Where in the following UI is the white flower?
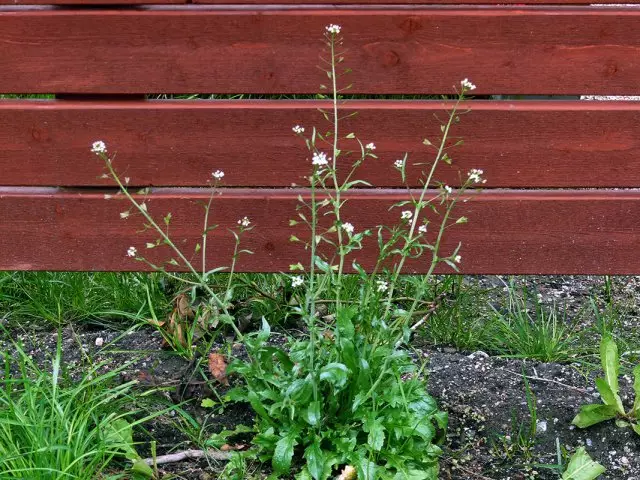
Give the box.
[365,143,376,151]
[291,275,304,288]
[124,177,130,185]
[212,170,225,180]
[238,216,251,228]
[312,151,329,167]
[120,211,130,219]
[418,224,427,234]
[341,222,354,234]
[401,210,413,220]
[127,246,137,257]
[91,140,107,155]
[95,337,104,347]
[394,159,404,169]
[326,24,341,35]
[444,185,453,195]
[292,125,305,134]
[454,255,462,263]
[376,280,389,293]
[460,78,476,91]
[468,168,486,184]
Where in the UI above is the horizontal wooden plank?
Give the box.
[3,99,640,188]
[0,1,184,4]
[2,188,640,274]
[2,8,640,94]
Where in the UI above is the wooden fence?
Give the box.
[1,1,640,274]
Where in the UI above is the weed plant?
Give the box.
[91,24,482,479]
[0,331,152,479]
[485,279,583,362]
[0,271,168,327]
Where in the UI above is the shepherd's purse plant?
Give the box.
[91,23,484,480]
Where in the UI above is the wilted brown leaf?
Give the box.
[176,294,194,318]
[208,352,229,385]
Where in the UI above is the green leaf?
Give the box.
[319,363,350,389]
[595,378,625,414]
[336,307,356,339]
[632,364,640,415]
[366,419,385,452]
[305,401,321,426]
[600,337,623,412]
[201,398,215,408]
[572,404,618,428]
[562,447,605,480]
[273,432,298,474]
[104,418,138,461]
[304,440,326,480]
[632,423,640,436]
[131,459,154,479]
[357,453,376,480]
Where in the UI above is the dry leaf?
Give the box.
[220,443,246,451]
[208,352,229,385]
[176,294,194,318]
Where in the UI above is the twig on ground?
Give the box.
[501,368,588,394]
[142,448,230,466]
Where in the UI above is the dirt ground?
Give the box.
[3,275,639,479]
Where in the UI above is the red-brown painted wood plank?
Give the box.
[2,188,640,274]
[193,0,640,3]
[0,1,169,3]
[3,99,640,188]
[1,8,640,94]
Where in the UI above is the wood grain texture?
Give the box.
[3,99,640,188]
[0,0,166,3]
[194,0,640,3]
[2,8,640,94]
[2,188,640,274]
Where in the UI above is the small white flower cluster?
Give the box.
[365,143,376,151]
[91,140,107,155]
[376,280,389,293]
[312,151,329,167]
[291,275,304,288]
[401,210,413,220]
[326,24,341,35]
[394,159,404,169]
[468,168,486,184]
[460,78,476,91]
[341,222,354,234]
[238,216,251,228]
[292,125,305,134]
[127,246,137,257]
[444,185,453,195]
[454,255,462,263]
[212,170,225,180]
[418,224,427,234]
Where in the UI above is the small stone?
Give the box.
[536,420,547,434]
[95,337,104,347]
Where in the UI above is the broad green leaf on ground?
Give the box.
[319,363,350,389]
[304,440,327,480]
[600,337,623,412]
[595,378,624,414]
[572,404,618,428]
[273,432,298,474]
[131,459,155,479]
[562,447,605,480]
[103,418,138,461]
